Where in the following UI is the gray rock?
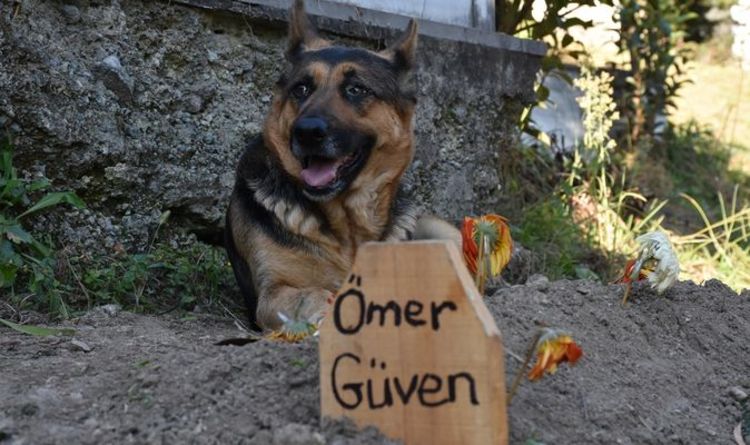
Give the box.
[184,94,204,114]
[70,339,93,353]
[526,273,550,286]
[60,5,81,23]
[729,386,748,402]
[272,423,325,445]
[97,304,122,317]
[93,55,134,105]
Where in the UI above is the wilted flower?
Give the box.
[616,258,654,305]
[618,231,679,305]
[462,214,513,294]
[528,328,583,381]
[615,259,651,284]
[265,312,318,343]
[634,231,680,294]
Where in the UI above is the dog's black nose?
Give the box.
[293,117,328,147]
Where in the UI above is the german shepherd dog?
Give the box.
[225,0,459,330]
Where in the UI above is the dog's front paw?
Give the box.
[296,288,335,325]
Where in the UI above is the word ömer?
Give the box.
[333,288,457,334]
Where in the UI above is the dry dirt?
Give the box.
[1,278,749,444]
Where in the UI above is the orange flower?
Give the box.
[615,259,651,284]
[461,214,513,293]
[265,329,314,343]
[528,329,583,381]
[265,312,318,343]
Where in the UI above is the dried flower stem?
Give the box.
[476,234,486,294]
[507,329,543,405]
[621,282,633,306]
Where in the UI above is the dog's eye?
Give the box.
[291,83,312,100]
[344,84,371,99]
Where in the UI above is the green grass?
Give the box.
[512,198,593,280]
[672,59,750,190]
[664,122,750,206]
[511,53,750,292]
[672,189,750,291]
[8,239,240,320]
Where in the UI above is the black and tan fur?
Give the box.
[225,0,459,330]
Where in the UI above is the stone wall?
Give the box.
[0,0,543,251]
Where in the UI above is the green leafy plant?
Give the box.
[496,0,615,138]
[497,0,612,47]
[0,138,84,315]
[569,63,620,192]
[75,239,236,315]
[616,0,698,145]
[513,198,592,280]
[515,62,666,280]
[664,121,749,203]
[568,64,666,269]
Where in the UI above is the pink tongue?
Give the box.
[300,158,342,188]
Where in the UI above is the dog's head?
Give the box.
[264,0,418,202]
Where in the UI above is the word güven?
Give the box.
[330,287,479,410]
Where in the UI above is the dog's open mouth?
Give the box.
[300,154,358,189]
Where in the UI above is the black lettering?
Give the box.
[448,372,479,405]
[366,301,402,326]
[366,376,393,409]
[404,301,426,327]
[418,373,451,407]
[393,375,419,404]
[430,301,458,330]
[334,289,365,334]
[331,353,363,409]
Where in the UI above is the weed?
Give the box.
[665,122,750,204]
[673,188,750,291]
[569,63,619,193]
[1,137,240,319]
[498,0,616,140]
[290,358,307,368]
[70,239,237,315]
[617,0,697,145]
[568,63,666,276]
[513,199,591,280]
[0,138,85,316]
[514,62,667,281]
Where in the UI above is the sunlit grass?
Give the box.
[673,188,750,292]
[672,59,750,183]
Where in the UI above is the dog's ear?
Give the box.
[380,19,418,73]
[287,0,330,60]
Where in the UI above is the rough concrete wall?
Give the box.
[0,0,541,251]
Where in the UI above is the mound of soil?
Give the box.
[1,279,748,444]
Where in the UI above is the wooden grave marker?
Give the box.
[319,240,508,445]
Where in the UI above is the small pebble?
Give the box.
[61,5,81,23]
[729,386,748,402]
[71,339,92,353]
[185,94,203,114]
[100,304,122,317]
[526,273,549,286]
